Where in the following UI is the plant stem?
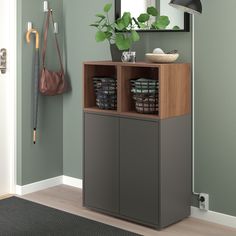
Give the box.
[106,12,110,27]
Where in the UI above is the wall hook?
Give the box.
[27,22,33,31]
[44,1,49,12]
[54,22,58,34]
[43,2,59,34]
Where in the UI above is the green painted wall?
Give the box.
[62,0,110,179]
[17,0,63,185]
[194,0,236,217]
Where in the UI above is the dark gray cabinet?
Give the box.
[84,113,119,214]
[83,112,191,229]
[120,118,158,225]
[83,61,191,229]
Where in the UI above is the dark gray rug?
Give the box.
[0,197,142,236]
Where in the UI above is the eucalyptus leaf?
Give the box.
[151,23,158,29]
[95,31,107,42]
[115,33,131,50]
[131,30,140,42]
[105,31,113,39]
[96,14,106,19]
[101,23,107,29]
[114,23,119,30]
[106,25,113,31]
[137,13,150,23]
[173,25,180,30]
[122,12,131,27]
[90,23,99,27]
[95,18,105,24]
[138,22,148,29]
[153,16,170,29]
[115,18,125,31]
[147,6,158,16]
[104,3,112,13]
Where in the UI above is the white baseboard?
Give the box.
[63,175,83,189]
[191,206,236,229]
[16,175,83,196]
[16,176,63,196]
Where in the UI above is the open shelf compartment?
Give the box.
[83,61,191,120]
[84,64,118,112]
[120,66,159,118]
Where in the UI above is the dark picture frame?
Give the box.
[115,0,190,32]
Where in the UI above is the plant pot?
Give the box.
[110,44,123,62]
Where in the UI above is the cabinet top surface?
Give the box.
[84,61,190,67]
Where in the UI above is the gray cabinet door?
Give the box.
[84,113,119,214]
[119,118,159,225]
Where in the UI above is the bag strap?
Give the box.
[42,10,64,75]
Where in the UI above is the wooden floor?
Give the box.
[18,185,236,236]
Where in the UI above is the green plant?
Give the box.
[90,3,140,51]
[90,3,180,51]
[137,6,180,30]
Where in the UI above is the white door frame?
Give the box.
[7,0,17,194]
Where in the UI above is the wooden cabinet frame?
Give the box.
[83,61,191,120]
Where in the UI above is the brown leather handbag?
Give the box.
[40,10,67,96]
